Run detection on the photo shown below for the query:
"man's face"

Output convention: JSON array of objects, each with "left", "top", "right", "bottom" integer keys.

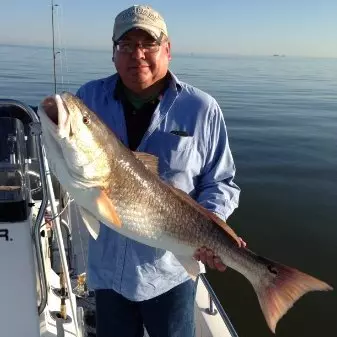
[{"left": 113, "top": 29, "right": 171, "bottom": 92}]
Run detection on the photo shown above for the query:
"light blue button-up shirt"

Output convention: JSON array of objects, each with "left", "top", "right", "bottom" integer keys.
[{"left": 76, "top": 71, "right": 240, "bottom": 301}]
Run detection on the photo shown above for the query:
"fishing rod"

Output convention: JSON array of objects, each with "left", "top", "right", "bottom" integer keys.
[
  {"left": 50, "top": 3, "right": 82, "bottom": 333},
  {"left": 51, "top": 0, "right": 58, "bottom": 94}
]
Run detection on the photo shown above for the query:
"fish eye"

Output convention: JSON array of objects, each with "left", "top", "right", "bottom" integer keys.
[{"left": 83, "top": 116, "right": 91, "bottom": 125}]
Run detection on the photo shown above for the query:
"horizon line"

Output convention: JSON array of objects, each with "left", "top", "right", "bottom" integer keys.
[{"left": 1, "top": 42, "right": 337, "bottom": 60}]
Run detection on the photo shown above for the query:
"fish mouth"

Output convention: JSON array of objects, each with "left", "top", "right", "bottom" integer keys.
[
  {"left": 41, "top": 94, "right": 70, "bottom": 127},
  {"left": 41, "top": 96, "right": 58, "bottom": 125}
]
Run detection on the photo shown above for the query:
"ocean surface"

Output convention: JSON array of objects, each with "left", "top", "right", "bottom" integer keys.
[{"left": 1, "top": 44, "right": 336, "bottom": 337}]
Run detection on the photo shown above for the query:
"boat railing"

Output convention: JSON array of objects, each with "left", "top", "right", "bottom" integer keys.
[
  {"left": 198, "top": 273, "right": 239, "bottom": 337},
  {"left": 0, "top": 99, "right": 49, "bottom": 315}
]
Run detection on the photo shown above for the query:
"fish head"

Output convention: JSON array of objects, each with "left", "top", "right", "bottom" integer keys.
[{"left": 38, "top": 92, "right": 111, "bottom": 188}]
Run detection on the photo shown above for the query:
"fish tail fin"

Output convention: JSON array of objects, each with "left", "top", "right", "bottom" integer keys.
[{"left": 250, "top": 256, "right": 333, "bottom": 333}]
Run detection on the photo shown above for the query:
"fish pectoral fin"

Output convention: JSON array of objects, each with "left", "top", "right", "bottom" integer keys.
[
  {"left": 168, "top": 185, "right": 241, "bottom": 247},
  {"left": 175, "top": 255, "right": 205, "bottom": 281},
  {"left": 133, "top": 152, "right": 159, "bottom": 176},
  {"left": 78, "top": 206, "right": 100, "bottom": 240},
  {"left": 96, "top": 190, "right": 122, "bottom": 228}
]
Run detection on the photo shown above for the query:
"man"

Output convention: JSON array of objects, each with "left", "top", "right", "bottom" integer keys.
[{"left": 76, "top": 5, "right": 242, "bottom": 337}]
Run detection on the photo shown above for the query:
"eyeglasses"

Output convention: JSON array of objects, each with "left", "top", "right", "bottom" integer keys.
[{"left": 114, "top": 40, "right": 165, "bottom": 54}]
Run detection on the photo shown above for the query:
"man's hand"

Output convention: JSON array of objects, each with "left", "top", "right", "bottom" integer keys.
[{"left": 193, "top": 237, "right": 247, "bottom": 272}]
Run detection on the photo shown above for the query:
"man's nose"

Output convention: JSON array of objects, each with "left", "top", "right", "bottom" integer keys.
[{"left": 131, "top": 45, "right": 146, "bottom": 59}]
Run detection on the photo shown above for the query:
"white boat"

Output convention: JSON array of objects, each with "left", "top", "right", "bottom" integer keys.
[{"left": 0, "top": 99, "right": 239, "bottom": 337}]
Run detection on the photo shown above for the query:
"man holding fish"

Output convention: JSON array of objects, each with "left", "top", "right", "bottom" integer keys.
[
  {"left": 78, "top": 4, "right": 241, "bottom": 336},
  {"left": 37, "top": 4, "right": 332, "bottom": 337}
]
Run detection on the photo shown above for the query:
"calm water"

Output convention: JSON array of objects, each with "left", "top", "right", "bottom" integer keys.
[{"left": 1, "top": 44, "right": 336, "bottom": 337}]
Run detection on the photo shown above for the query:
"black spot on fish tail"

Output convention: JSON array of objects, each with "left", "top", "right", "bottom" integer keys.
[
  {"left": 248, "top": 250, "right": 279, "bottom": 275},
  {"left": 268, "top": 265, "right": 278, "bottom": 275}
]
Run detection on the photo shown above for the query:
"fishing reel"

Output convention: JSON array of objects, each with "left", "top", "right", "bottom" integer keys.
[{"left": 73, "top": 272, "right": 90, "bottom": 298}]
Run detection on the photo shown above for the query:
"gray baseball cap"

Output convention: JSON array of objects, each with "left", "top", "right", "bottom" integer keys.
[{"left": 113, "top": 5, "right": 168, "bottom": 42}]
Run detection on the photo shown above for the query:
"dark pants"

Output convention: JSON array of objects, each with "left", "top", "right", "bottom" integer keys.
[{"left": 95, "top": 280, "right": 196, "bottom": 337}]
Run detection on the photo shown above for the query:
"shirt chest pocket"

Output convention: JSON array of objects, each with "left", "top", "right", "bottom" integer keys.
[{"left": 146, "top": 131, "right": 196, "bottom": 174}]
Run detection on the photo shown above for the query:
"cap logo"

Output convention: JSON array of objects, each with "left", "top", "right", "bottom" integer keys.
[{"left": 120, "top": 6, "right": 160, "bottom": 23}]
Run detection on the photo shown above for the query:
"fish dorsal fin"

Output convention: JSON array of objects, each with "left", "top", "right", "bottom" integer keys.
[
  {"left": 168, "top": 185, "right": 241, "bottom": 247},
  {"left": 205, "top": 209, "right": 240, "bottom": 245},
  {"left": 133, "top": 152, "right": 159, "bottom": 175}
]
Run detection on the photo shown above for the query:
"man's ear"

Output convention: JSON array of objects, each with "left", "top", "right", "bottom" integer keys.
[
  {"left": 112, "top": 45, "right": 116, "bottom": 63},
  {"left": 167, "top": 40, "right": 172, "bottom": 61}
]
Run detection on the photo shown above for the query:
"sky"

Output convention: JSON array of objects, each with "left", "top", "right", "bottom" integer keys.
[{"left": 1, "top": 0, "right": 337, "bottom": 58}]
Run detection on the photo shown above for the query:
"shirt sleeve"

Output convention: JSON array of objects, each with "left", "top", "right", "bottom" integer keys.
[{"left": 195, "top": 101, "right": 240, "bottom": 221}]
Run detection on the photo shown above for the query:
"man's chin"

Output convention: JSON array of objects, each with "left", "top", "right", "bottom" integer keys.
[
  {"left": 125, "top": 76, "right": 154, "bottom": 91},
  {"left": 129, "top": 73, "right": 150, "bottom": 83}
]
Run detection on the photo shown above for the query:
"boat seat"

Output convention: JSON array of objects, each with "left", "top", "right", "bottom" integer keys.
[{"left": 0, "top": 105, "right": 60, "bottom": 199}]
